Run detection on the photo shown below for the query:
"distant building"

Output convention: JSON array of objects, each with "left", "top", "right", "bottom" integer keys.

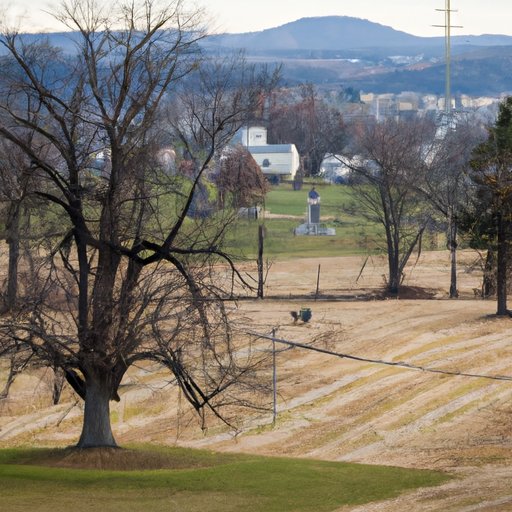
[
  {"left": 237, "top": 126, "right": 268, "bottom": 146},
  {"left": 319, "top": 154, "right": 351, "bottom": 183},
  {"left": 233, "top": 126, "right": 300, "bottom": 180},
  {"left": 319, "top": 154, "right": 371, "bottom": 183}
]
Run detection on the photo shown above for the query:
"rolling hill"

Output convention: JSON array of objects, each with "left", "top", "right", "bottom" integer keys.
[
  {"left": 204, "top": 16, "right": 512, "bottom": 95},
  {"left": 205, "top": 16, "right": 512, "bottom": 53},
  {"left": 6, "top": 16, "right": 512, "bottom": 95},
  {"left": 206, "top": 16, "right": 426, "bottom": 52}
]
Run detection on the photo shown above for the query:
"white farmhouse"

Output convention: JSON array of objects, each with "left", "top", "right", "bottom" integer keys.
[{"left": 235, "top": 126, "right": 300, "bottom": 180}]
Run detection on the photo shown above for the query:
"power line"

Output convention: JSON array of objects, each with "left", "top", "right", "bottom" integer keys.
[{"left": 246, "top": 330, "right": 512, "bottom": 383}]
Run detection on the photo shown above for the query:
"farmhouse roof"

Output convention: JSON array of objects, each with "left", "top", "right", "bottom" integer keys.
[{"left": 248, "top": 144, "right": 296, "bottom": 154}]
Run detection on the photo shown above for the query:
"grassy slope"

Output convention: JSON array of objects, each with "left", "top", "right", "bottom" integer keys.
[{"left": 0, "top": 447, "right": 450, "bottom": 512}]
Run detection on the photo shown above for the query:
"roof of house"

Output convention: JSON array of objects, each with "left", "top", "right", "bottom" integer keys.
[{"left": 248, "top": 144, "right": 296, "bottom": 154}]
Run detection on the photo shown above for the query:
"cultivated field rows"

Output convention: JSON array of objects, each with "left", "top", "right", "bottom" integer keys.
[{"left": 2, "top": 251, "right": 512, "bottom": 510}]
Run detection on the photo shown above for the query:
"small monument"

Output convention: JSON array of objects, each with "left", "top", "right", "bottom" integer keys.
[{"left": 294, "top": 187, "right": 336, "bottom": 236}]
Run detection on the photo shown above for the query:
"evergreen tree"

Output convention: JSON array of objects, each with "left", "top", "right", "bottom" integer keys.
[{"left": 470, "top": 96, "right": 512, "bottom": 315}]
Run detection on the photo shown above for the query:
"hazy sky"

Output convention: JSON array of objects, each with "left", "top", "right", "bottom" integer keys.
[{"left": 10, "top": 0, "right": 512, "bottom": 37}]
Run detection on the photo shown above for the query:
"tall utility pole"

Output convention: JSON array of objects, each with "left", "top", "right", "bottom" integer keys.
[
  {"left": 433, "top": 0, "right": 462, "bottom": 117},
  {"left": 433, "top": 1, "right": 463, "bottom": 300}
]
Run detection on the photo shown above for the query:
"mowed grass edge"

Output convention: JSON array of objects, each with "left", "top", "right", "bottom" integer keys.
[{"left": 0, "top": 446, "right": 451, "bottom": 512}]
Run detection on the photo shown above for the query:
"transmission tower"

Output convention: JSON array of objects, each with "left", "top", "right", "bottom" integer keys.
[{"left": 433, "top": 0, "right": 462, "bottom": 117}]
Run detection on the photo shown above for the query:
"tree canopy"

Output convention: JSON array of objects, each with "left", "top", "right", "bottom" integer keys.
[
  {"left": 0, "top": 0, "right": 273, "bottom": 447},
  {"left": 468, "top": 96, "right": 512, "bottom": 315}
]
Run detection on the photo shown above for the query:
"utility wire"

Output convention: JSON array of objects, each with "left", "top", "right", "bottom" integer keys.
[{"left": 246, "top": 330, "right": 512, "bottom": 383}]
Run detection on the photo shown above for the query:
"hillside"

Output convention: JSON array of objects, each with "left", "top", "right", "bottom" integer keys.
[
  {"left": 347, "top": 48, "right": 512, "bottom": 95},
  {"left": 204, "top": 16, "right": 512, "bottom": 95},
  {"left": 206, "top": 16, "right": 424, "bottom": 51},
  {"left": 2, "top": 250, "right": 512, "bottom": 509},
  {"left": 206, "top": 16, "right": 512, "bottom": 53},
  {"left": 8, "top": 17, "right": 512, "bottom": 95}
]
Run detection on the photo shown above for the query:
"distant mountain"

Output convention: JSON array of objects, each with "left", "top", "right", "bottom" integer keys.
[
  {"left": 204, "top": 16, "right": 512, "bottom": 95},
  {"left": 205, "top": 16, "right": 512, "bottom": 53},
  {"left": 6, "top": 17, "right": 512, "bottom": 96},
  {"left": 206, "top": 16, "right": 425, "bottom": 51},
  {"left": 7, "top": 32, "right": 81, "bottom": 55}
]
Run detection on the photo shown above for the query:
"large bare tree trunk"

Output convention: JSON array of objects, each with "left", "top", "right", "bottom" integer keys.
[
  {"left": 385, "top": 218, "right": 401, "bottom": 295},
  {"left": 77, "top": 374, "right": 117, "bottom": 448},
  {"left": 0, "top": 1, "right": 271, "bottom": 448},
  {"left": 388, "top": 252, "right": 400, "bottom": 295}
]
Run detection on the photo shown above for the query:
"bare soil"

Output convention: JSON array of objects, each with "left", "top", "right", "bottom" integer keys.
[{"left": 2, "top": 250, "right": 512, "bottom": 510}]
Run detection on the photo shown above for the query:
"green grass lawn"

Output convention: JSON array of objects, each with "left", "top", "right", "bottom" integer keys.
[
  {"left": 225, "top": 182, "right": 384, "bottom": 259},
  {"left": 225, "top": 218, "right": 383, "bottom": 259},
  {"left": 225, "top": 182, "right": 445, "bottom": 260},
  {"left": 0, "top": 446, "right": 450, "bottom": 512},
  {"left": 265, "top": 181, "right": 354, "bottom": 218}
]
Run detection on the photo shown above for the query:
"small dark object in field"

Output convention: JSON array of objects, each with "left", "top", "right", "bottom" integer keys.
[
  {"left": 290, "top": 308, "right": 312, "bottom": 323},
  {"left": 300, "top": 307, "right": 312, "bottom": 323}
]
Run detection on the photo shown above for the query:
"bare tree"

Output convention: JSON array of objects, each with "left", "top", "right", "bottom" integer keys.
[
  {"left": 420, "top": 117, "right": 486, "bottom": 298},
  {"left": 0, "top": 340, "right": 32, "bottom": 399},
  {"left": 0, "top": 139, "right": 36, "bottom": 312},
  {"left": 268, "top": 83, "right": 345, "bottom": 176},
  {"left": 215, "top": 145, "right": 269, "bottom": 210},
  {"left": 343, "top": 117, "right": 436, "bottom": 295},
  {"left": 0, "top": 0, "right": 272, "bottom": 447}
]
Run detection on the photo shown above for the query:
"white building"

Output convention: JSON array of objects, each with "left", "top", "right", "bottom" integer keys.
[
  {"left": 237, "top": 126, "right": 268, "bottom": 146},
  {"left": 319, "top": 154, "right": 370, "bottom": 183},
  {"left": 235, "top": 126, "right": 300, "bottom": 180},
  {"left": 319, "top": 154, "right": 350, "bottom": 183}
]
